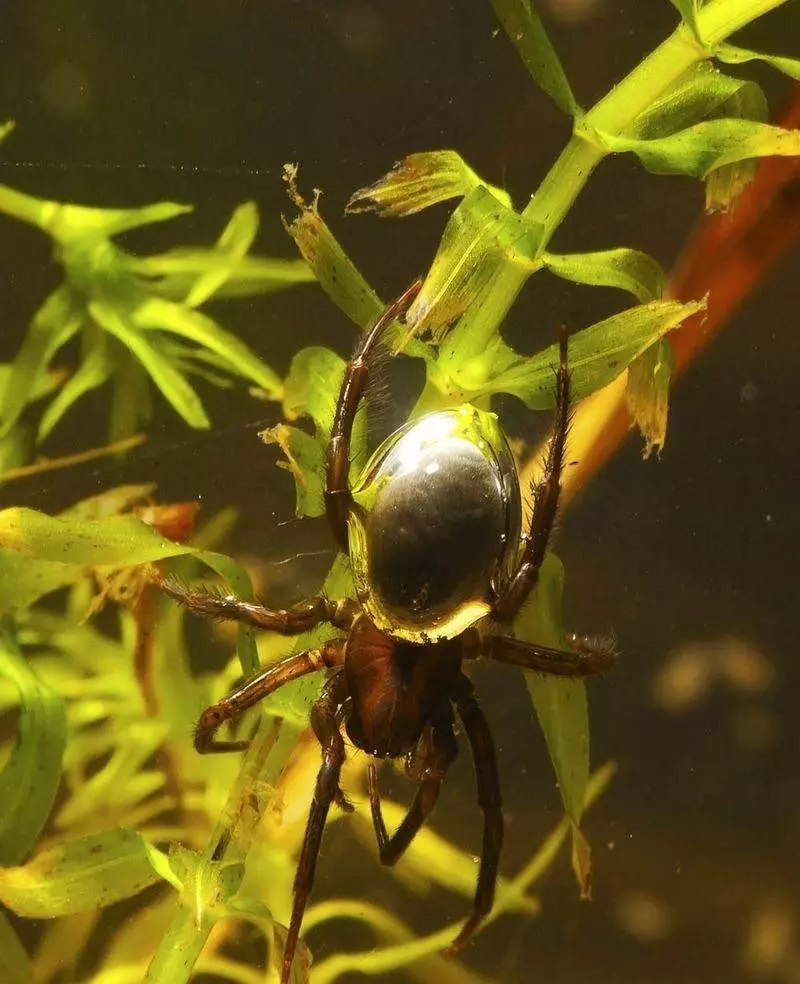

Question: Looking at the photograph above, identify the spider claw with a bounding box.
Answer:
[334,786,355,813]
[444,912,484,958]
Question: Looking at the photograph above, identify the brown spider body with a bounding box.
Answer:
[155,280,615,983]
[343,615,462,759]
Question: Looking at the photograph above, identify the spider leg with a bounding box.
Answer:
[484,632,616,678]
[194,640,344,753]
[154,570,359,634]
[492,324,570,622]
[446,673,503,956]
[367,708,458,865]
[325,278,422,551]
[282,671,350,984]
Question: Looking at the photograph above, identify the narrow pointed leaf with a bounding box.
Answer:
[132,295,282,398]
[0,287,81,439]
[408,185,540,340]
[131,252,315,301]
[715,43,800,82]
[185,202,259,307]
[347,151,512,217]
[50,200,192,242]
[542,247,664,302]
[596,119,800,179]
[37,337,113,442]
[283,173,382,329]
[0,508,195,566]
[627,63,764,141]
[490,0,578,115]
[0,829,170,917]
[0,631,67,865]
[474,298,704,407]
[89,300,210,428]
[515,553,593,894]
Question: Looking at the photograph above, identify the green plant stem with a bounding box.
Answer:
[444,0,789,363]
[144,717,287,984]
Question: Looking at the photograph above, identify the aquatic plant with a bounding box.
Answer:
[1,2,799,982]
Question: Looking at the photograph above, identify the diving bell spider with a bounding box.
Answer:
[155,280,615,982]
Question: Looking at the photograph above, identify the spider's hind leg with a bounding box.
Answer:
[282,671,351,984]
[492,324,571,622]
[367,708,458,866]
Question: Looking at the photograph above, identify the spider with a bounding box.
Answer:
[155,279,615,983]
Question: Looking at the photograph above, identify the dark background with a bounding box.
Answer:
[1,2,799,982]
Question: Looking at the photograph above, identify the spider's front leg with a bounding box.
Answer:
[324,278,422,550]
[193,639,345,753]
[492,323,570,622]
[152,568,359,634]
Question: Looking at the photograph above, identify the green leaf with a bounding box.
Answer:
[282,346,344,434]
[89,300,210,429]
[346,151,512,217]
[131,252,315,301]
[0,829,170,917]
[0,286,81,439]
[626,63,764,141]
[595,119,800,180]
[132,295,282,399]
[37,334,113,442]
[282,167,383,329]
[469,297,704,408]
[0,911,32,984]
[515,553,592,895]
[542,247,664,302]
[408,185,540,341]
[0,550,81,611]
[260,424,324,519]
[0,630,67,865]
[490,0,578,115]
[626,338,675,457]
[0,508,195,566]
[715,42,800,82]
[185,201,259,307]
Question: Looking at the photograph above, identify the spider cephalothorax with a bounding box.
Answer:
[156,280,615,983]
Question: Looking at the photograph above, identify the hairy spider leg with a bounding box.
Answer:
[154,570,359,635]
[492,324,571,622]
[193,640,345,753]
[325,278,423,550]
[283,671,350,984]
[367,707,459,864]
[446,674,504,955]
[484,633,617,677]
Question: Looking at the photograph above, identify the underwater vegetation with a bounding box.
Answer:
[1,1,799,982]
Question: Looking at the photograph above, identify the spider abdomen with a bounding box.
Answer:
[349,406,521,642]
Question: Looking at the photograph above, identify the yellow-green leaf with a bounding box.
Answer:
[0,630,66,865]
[0,829,170,917]
[347,150,512,217]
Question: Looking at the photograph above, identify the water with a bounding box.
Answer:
[1,2,798,982]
